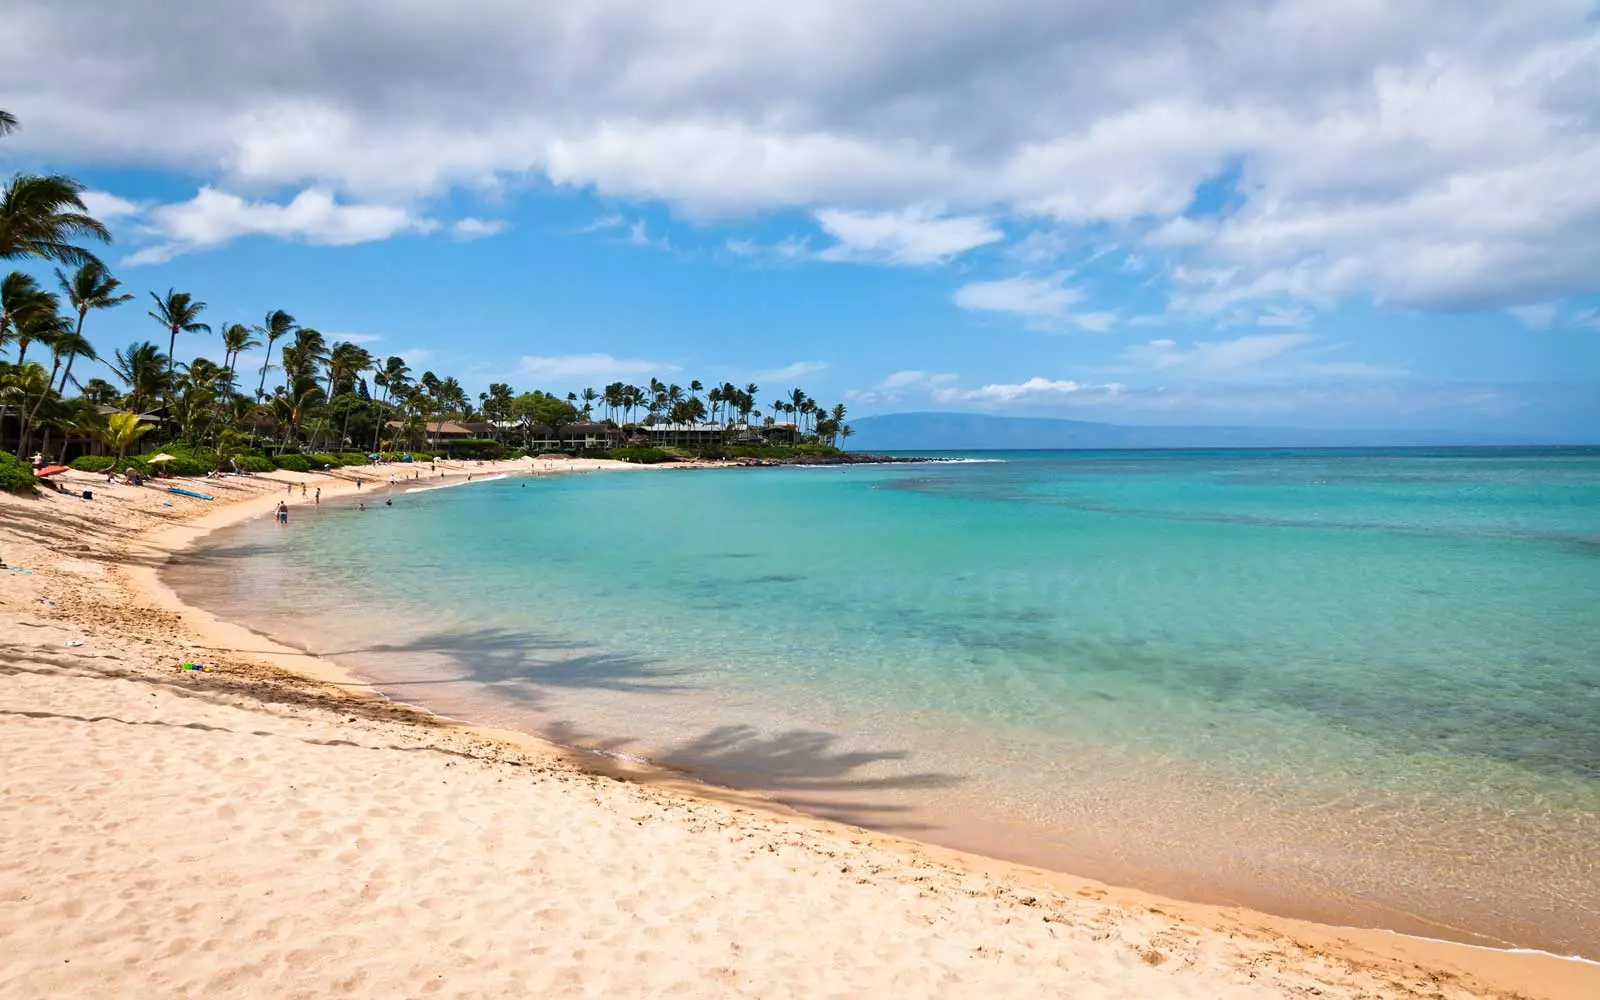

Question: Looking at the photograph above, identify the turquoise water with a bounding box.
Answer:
[172,449,1600,955]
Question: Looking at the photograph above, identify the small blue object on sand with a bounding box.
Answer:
[167,487,214,500]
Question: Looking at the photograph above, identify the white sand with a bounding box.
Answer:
[1,462,1593,999]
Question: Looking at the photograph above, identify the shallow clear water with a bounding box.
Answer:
[171,449,1600,955]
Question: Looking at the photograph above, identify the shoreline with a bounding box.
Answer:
[3,461,1596,998]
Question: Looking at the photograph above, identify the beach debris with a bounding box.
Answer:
[64,640,84,647]
[177,662,206,671]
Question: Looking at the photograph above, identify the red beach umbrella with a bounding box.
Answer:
[33,465,69,477]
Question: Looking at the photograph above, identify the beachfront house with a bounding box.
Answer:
[524,421,623,452]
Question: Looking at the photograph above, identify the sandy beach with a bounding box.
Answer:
[2,461,1595,999]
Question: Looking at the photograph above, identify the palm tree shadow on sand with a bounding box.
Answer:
[322,626,695,707]
[538,719,965,834]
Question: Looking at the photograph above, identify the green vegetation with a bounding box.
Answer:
[601,446,672,464]
[0,450,37,494]
[0,108,853,473]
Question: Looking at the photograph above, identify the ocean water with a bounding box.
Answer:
[169,449,1600,955]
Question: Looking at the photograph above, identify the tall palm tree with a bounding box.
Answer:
[220,322,261,384]
[148,288,210,397]
[21,328,97,452]
[252,309,296,398]
[0,173,111,266]
[323,340,374,448]
[371,355,412,451]
[56,261,133,393]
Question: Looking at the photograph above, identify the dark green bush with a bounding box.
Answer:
[70,455,116,473]
[272,454,312,472]
[233,455,274,473]
[601,446,672,464]
[0,451,37,495]
[442,438,504,459]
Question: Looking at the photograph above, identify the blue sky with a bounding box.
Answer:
[4,1,1598,438]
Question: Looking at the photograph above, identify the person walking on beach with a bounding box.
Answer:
[286,483,293,495]
[301,482,307,497]
[314,487,321,504]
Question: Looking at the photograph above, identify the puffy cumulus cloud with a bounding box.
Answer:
[5,1,1599,308]
[846,369,959,405]
[814,206,1002,265]
[79,190,143,221]
[517,353,679,380]
[123,187,433,265]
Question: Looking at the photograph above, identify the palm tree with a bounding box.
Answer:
[0,271,52,358]
[0,173,111,266]
[111,340,171,413]
[148,288,211,398]
[0,110,17,137]
[252,309,296,398]
[0,362,50,453]
[13,302,69,368]
[21,328,97,452]
[55,261,132,392]
[371,355,412,451]
[100,410,154,464]
[220,322,261,384]
[79,377,118,405]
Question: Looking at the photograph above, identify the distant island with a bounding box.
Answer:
[844,412,1563,451]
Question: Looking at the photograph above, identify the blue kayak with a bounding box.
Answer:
[167,487,214,501]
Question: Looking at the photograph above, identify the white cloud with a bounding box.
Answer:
[880,370,956,389]
[1119,332,1403,378]
[755,361,828,381]
[123,186,433,265]
[80,190,142,220]
[953,272,1114,331]
[726,235,812,262]
[518,353,678,381]
[327,332,383,344]
[955,273,1082,319]
[7,2,1600,311]
[932,378,1128,405]
[1124,333,1314,373]
[398,347,433,363]
[1256,304,1314,328]
[814,205,1002,266]
[1506,303,1558,329]
[451,217,507,240]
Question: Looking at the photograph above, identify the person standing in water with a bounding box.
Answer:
[276,501,289,524]
[314,487,321,503]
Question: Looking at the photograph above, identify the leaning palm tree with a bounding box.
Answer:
[56,261,132,391]
[148,288,210,396]
[0,271,53,358]
[0,173,112,266]
[252,309,296,399]
[0,110,18,137]
[13,301,69,368]
[219,322,261,384]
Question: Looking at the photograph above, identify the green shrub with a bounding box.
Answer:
[441,438,505,459]
[601,446,672,464]
[307,452,343,469]
[70,455,116,473]
[0,451,37,495]
[272,453,312,472]
[337,452,370,467]
[233,455,274,473]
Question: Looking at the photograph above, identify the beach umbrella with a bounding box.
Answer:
[148,453,178,463]
[33,465,69,477]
